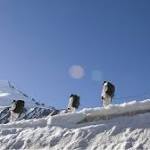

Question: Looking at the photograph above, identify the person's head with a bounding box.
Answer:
[103,81,107,84]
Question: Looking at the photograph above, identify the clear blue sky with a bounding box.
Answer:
[0,0,150,109]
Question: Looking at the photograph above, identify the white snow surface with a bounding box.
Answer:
[0,99,150,150]
[0,80,41,109]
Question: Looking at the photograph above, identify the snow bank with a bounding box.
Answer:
[81,99,150,116]
[47,112,86,128]
[0,117,47,129]
[0,99,150,149]
[47,99,150,128]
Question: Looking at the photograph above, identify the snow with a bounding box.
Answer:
[0,80,41,108]
[47,112,86,128]
[80,99,150,120]
[0,80,55,124]
[48,99,150,128]
[0,99,150,149]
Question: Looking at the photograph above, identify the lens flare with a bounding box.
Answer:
[92,70,103,82]
[69,65,85,79]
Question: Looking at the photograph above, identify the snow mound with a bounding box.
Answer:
[48,99,150,128]
[0,99,150,149]
[47,112,86,128]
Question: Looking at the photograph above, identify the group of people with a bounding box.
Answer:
[50,80,116,116]
[62,80,115,112]
[8,80,115,121]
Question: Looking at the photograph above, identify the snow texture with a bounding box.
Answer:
[0,80,40,108]
[0,99,150,149]
[0,80,55,124]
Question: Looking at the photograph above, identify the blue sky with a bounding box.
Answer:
[0,0,150,109]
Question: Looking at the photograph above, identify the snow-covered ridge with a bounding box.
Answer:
[0,80,55,124]
[0,80,40,108]
[48,99,150,128]
[0,99,150,150]
[0,80,150,149]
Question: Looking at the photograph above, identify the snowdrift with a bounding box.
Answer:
[0,99,150,149]
[48,99,150,128]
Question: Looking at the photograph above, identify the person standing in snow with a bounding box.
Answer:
[50,94,80,116]
[67,94,80,112]
[101,81,115,107]
[9,100,25,122]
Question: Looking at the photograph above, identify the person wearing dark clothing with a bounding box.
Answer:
[67,94,80,112]
[101,81,115,107]
[9,100,25,121]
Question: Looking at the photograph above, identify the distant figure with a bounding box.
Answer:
[9,100,25,122]
[50,94,80,116]
[101,81,115,107]
[67,94,80,112]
